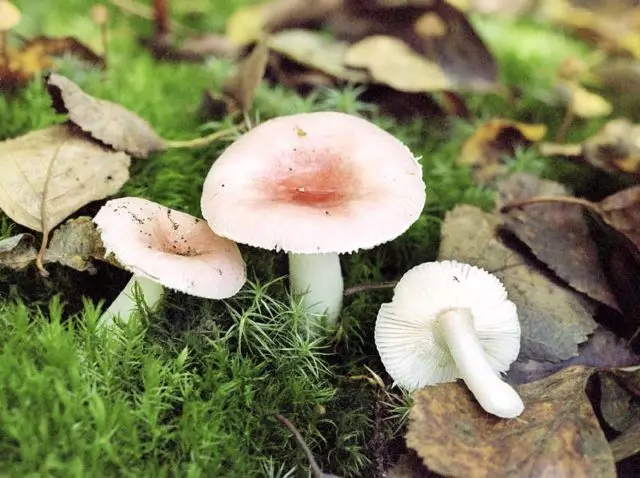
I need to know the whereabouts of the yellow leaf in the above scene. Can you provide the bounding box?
[344,35,450,92]
[225,4,266,45]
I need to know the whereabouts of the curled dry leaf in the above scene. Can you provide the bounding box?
[45,73,167,158]
[0,36,104,91]
[598,185,640,249]
[599,371,640,433]
[457,119,547,184]
[538,0,640,60]
[498,172,618,310]
[541,118,640,176]
[222,40,270,116]
[226,0,341,45]
[0,234,37,270]
[0,217,105,273]
[43,216,105,273]
[406,366,616,478]
[267,29,368,84]
[0,124,130,233]
[332,0,499,92]
[344,35,449,92]
[507,327,640,385]
[611,421,640,462]
[439,204,597,362]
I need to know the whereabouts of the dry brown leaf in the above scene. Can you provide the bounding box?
[539,0,640,60]
[0,217,105,273]
[439,204,597,362]
[457,119,547,183]
[267,29,368,84]
[344,35,449,92]
[43,216,105,273]
[507,328,640,385]
[45,73,167,159]
[222,40,270,116]
[0,124,130,233]
[331,0,499,92]
[498,173,618,310]
[599,372,640,433]
[540,119,640,176]
[0,234,37,270]
[406,366,616,478]
[611,421,640,462]
[599,185,640,249]
[226,0,341,45]
[0,36,104,92]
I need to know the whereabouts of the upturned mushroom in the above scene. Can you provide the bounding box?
[94,197,246,327]
[200,111,426,326]
[375,260,524,418]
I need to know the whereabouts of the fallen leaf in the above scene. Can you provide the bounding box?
[45,73,167,159]
[507,328,640,385]
[0,1,20,31]
[439,204,598,362]
[331,0,499,92]
[43,216,105,273]
[344,35,450,92]
[611,421,640,462]
[0,36,104,92]
[0,234,37,270]
[599,371,640,432]
[0,217,105,273]
[457,119,547,183]
[226,0,341,45]
[598,185,640,250]
[267,29,369,83]
[499,185,640,340]
[538,0,640,60]
[146,33,241,62]
[0,124,130,233]
[540,119,640,176]
[498,173,619,310]
[222,40,270,117]
[556,80,612,119]
[406,366,615,477]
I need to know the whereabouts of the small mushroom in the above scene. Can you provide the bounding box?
[375,260,524,418]
[93,197,246,327]
[201,111,426,326]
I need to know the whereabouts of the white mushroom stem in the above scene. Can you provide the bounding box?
[98,275,165,329]
[437,308,524,418]
[288,252,344,326]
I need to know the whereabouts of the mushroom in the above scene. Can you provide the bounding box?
[374,260,524,418]
[200,111,426,326]
[93,197,246,327]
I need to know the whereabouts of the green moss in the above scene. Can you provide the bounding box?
[0,1,611,476]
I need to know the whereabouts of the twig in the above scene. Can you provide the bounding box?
[164,126,242,149]
[153,0,170,36]
[555,105,574,143]
[499,195,603,215]
[275,414,325,478]
[344,281,397,297]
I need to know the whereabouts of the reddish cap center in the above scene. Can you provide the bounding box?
[265,148,357,209]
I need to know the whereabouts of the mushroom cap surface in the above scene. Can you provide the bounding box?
[201,112,426,254]
[0,1,21,31]
[375,260,520,390]
[94,197,246,299]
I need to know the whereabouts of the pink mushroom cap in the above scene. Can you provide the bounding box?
[94,197,246,299]
[201,112,426,254]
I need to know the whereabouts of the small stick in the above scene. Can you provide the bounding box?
[275,414,324,478]
[91,5,109,73]
[499,195,602,215]
[344,281,397,297]
[153,0,170,37]
[555,104,574,143]
[164,126,242,149]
